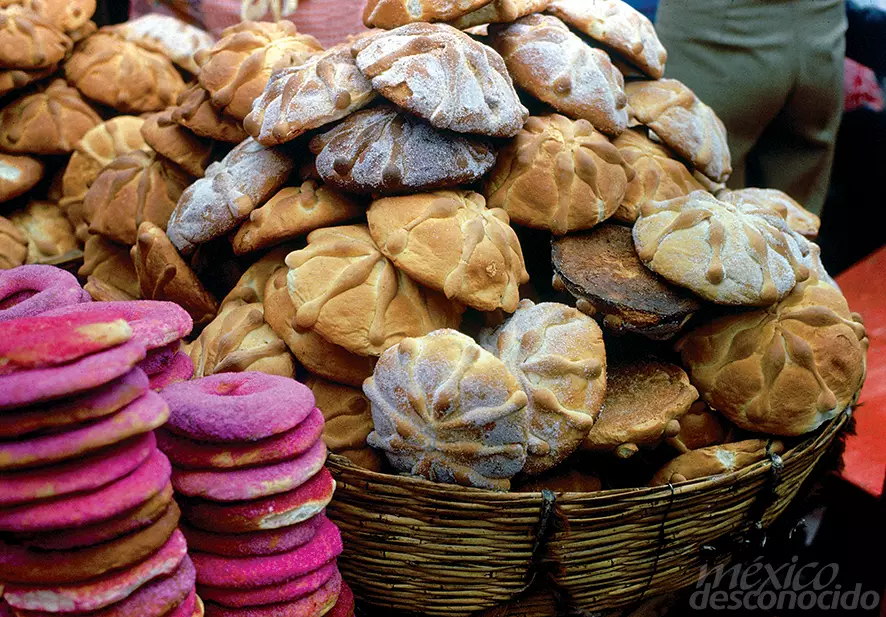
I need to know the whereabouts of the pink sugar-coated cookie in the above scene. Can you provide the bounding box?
[327,580,354,617]
[139,342,181,376]
[180,468,335,533]
[0,448,171,532]
[157,408,325,470]
[180,514,328,558]
[0,433,156,507]
[172,439,327,502]
[149,352,194,391]
[0,369,149,440]
[0,266,91,323]
[42,301,193,351]
[162,373,315,443]
[191,518,342,589]
[0,390,168,471]
[167,591,198,617]
[4,531,187,613]
[202,572,341,617]
[198,560,338,608]
[0,315,132,376]
[0,341,146,411]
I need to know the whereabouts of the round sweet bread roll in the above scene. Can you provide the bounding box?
[0,153,43,203]
[141,109,218,178]
[65,29,186,113]
[612,128,703,224]
[115,13,214,75]
[0,80,101,155]
[352,23,528,138]
[285,224,464,357]
[246,44,376,147]
[667,401,729,453]
[307,377,385,472]
[367,190,529,312]
[0,215,27,269]
[676,277,868,436]
[196,21,323,121]
[0,65,55,97]
[365,328,530,490]
[633,191,812,306]
[264,267,377,387]
[582,356,698,458]
[484,114,632,234]
[449,0,552,30]
[480,300,606,473]
[8,200,78,264]
[171,84,249,144]
[232,180,363,255]
[0,0,95,34]
[717,187,820,240]
[187,299,296,379]
[548,0,667,79]
[491,14,628,136]
[626,79,732,183]
[310,106,496,196]
[650,439,784,486]
[79,233,140,300]
[86,150,192,246]
[166,138,294,256]
[0,5,71,70]
[363,0,493,28]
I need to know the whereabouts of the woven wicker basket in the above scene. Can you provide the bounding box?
[326,409,850,616]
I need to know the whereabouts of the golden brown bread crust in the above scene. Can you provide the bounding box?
[116,14,214,75]
[140,109,217,178]
[352,23,528,137]
[484,114,632,234]
[491,14,627,136]
[66,19,96,44]
[0,79,101,155]
[79,232,141,299]
[220,247,289,307]
[65,29,186,113]
[8,200,78,264]
[367,190,528,312]
[552,224,702,340]
[0,5,71,69]
[0,0,96,34]
[232,180,363,255]
[449,0,551,29]
[0,152,43,203]
[0,214,27,269]
[650,439,784,486]
[197,21,323,121]
[363,0,494,28]
[717,187,820,240]
[0,64,55,97]
[667,401,729,453]
[676,277,868,436]
[170,83,249,143]
[513,465,601,494]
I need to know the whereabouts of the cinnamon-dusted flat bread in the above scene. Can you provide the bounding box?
[0,79,101,155]
[548,0,667,79]
[187,299,296,378]
[368,190,528,312]
[131,221,219,327]
[484,114,632,234]
[612,128,703,223]
[233,180,362,255]
[285,224,464,356]
[170,83,249,143]
[0,215,26,269]
[626,79,731,183]
[718,188,820,240]
[86,150,192,246]
[264,267,377,386]
[141,109,217,178]
[166,138,294,256]
[0,65,55,97]
[65,29,186,113]
[0,153,43,203]
[116,14,214,74]
[480,300,606,473]
[450,0,552,29]
[667,401,728,453]
[246,44,376,146]
[79,233,141,299]
[582,356,698,458]
[491,15,628,136]
[0,5,70,69]
[310,106,497,195]
[221,246,289,306]
[363,0,493,28]
[633,191,812,306]
[552,224,702,340]
[650,440,783,486]
[0,0,95,33]
[676,277,868,436]
[307,377,385,472]
[353,23,528,137]
[196,21,323,121]
[8,200,78,264]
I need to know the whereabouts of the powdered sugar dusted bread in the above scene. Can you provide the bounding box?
[718,187,820,240]
[480,300,605,473]
[310,106,496,195]
[117,13,214,74]
[491,14,627,136]
[363,0,494,28]
[367,190,528,312]
[365,329,529,490]
[353,23,528,137]
[450,0,552,29]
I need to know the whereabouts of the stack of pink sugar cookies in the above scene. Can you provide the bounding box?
[0,308,201,616]
[157,373,355,617]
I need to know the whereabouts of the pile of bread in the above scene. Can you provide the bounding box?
[1,0,869,493]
